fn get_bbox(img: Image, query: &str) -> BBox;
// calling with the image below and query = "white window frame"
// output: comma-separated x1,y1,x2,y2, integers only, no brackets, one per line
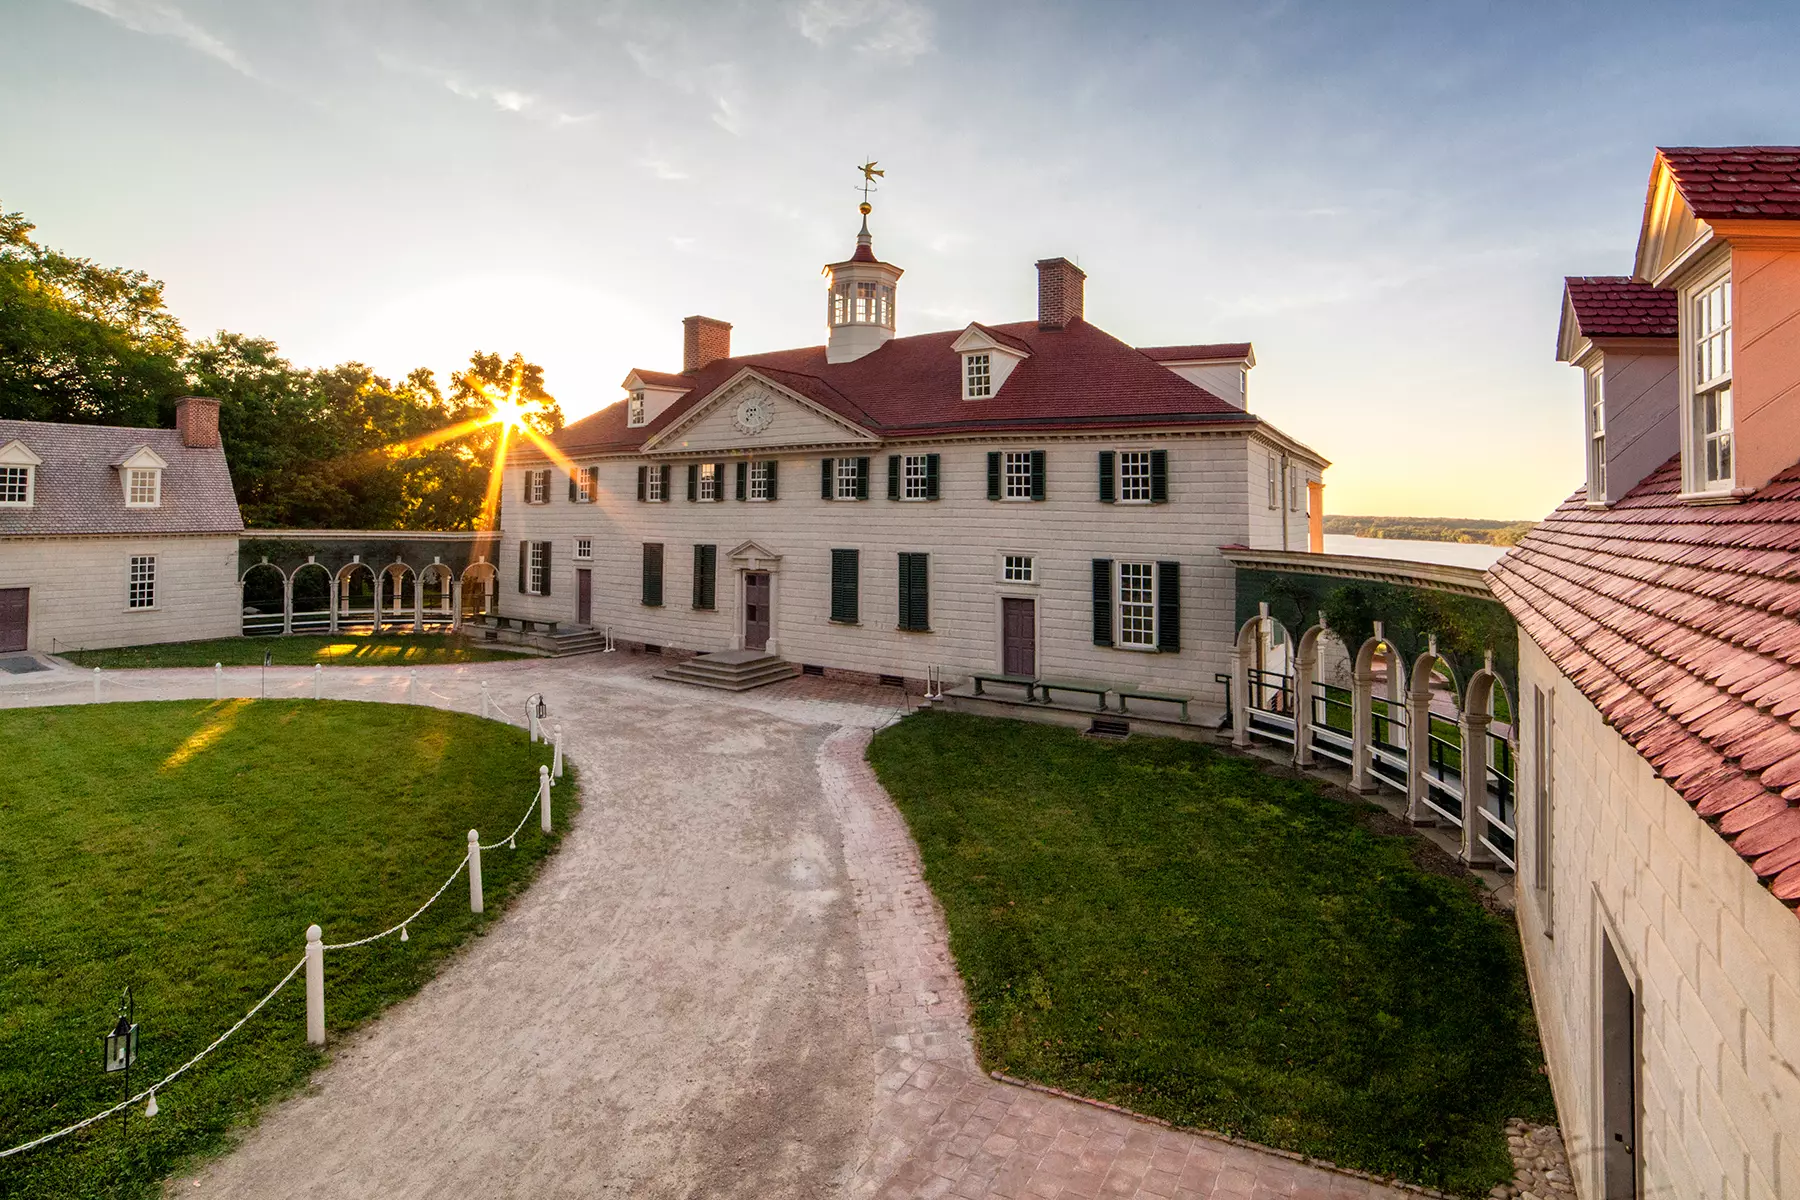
574,537,592,561
1002,450,1033,500
0,464,32,507
528,469,549,505
964,353,993,399
1116,561,1157,649
1586,365,1607,504
125,467,161,508
127,554,157,610
749,460,772,501
902,454,931,501
575,466,595,503
528,542,549,595
1001,554,1035,584
646,465,664,503
698,462,717,501
1681,260,1734,496
627,390,646,428
1266,456,1279,509
835,457,860,500
1117,450,1153,504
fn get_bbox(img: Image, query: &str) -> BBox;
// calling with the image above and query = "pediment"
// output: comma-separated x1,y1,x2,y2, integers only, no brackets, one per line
643,369,877,454
1555,289,1588,364
950,323,1031,359
1634,157,1714,285
113,445,168,470
0,439,43,467
727,539,782,568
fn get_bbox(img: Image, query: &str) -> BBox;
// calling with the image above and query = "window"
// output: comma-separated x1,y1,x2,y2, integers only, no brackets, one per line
830,548,860,623
573,466,596,503
127,555,156,609
836,457,861,500
575,537,592,561
628,390,646,428
646,464,664,502
1118,451,1152,503
879,284,895,327
1289,467,1301,512
525,469,548,505
1117,561,1156,648
964,353,992,399
642,543,664,607
1267,456,1279,509
126,468,160,507
1003,554,1034,584
0,465,30,506
1691,272,1733,489
903,455,932,500
698,462,717,502
749,460,772,501
1003,451,1033,500
897,552,929,631
1586,366,1606,502
528,542,549,595
1533,686,1555,936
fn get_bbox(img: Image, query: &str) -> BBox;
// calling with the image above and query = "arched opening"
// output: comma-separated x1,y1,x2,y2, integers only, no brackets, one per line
1352,634,1409,793
240,563,286,636
460,562,498,623
1235,611,1297,748
290,562,333,634
1296,624,1354,769
378,564,415,632
1410,650,1465,828
337,563,377,631
1463,669,1518,871
418,564,455,629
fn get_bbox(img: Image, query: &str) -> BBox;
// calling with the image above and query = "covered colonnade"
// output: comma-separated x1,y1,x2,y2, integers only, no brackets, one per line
236,531,504,637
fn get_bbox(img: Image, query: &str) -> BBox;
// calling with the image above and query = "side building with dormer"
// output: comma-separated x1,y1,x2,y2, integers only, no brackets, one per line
0,397,243,654
501,209,1327,712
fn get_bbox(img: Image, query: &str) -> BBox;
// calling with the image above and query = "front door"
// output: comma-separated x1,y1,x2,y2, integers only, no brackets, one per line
576,568,592,625
0,588,26,653
1602,932,1639,1198
744,572,771,651
1002,596,1035,676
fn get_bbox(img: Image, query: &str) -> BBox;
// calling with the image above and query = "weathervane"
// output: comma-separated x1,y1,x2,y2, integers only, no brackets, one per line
857,159,884,215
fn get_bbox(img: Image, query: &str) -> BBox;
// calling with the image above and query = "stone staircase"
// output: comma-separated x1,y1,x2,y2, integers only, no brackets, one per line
545,627,612,657
657,649,801,692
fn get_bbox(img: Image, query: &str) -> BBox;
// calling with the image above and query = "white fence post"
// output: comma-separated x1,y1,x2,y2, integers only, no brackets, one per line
313,663,322,700
539,765,552,834
408,669,418,705
304,924,325,1046
467,830,484,913
479,680,490,719
529,704,539,743
552,724,563,780
92,667,102,703
214,662,223,700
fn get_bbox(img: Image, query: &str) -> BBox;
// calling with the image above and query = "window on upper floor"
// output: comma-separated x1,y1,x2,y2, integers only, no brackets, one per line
1002,554,1035,584
627,390,646,428
698,462,717,502
1586,366,1607,503
1289,470,1301,512
1003,450,1034,500
1118,451,1153,503
1267,456,1279,509
128,555,157,609
574,537,592,561
902,454,933,500
1690,271,1733,490
0,465,32,506
125,467,161,507
646,464,664,502
525,468,549,505
749,460,772,501
964,353,992,399
836,457,861,500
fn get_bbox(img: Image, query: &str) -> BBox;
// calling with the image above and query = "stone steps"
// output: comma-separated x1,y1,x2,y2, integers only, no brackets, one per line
658,650,801,692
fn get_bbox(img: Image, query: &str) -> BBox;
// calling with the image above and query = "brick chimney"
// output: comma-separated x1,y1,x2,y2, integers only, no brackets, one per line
1036,257,1086,329
174,396,221,449
682,316,732,373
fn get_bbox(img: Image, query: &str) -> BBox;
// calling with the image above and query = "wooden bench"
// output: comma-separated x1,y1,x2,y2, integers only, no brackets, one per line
970,672,1039,701
1036,678,1113,711
1117,688,1192,722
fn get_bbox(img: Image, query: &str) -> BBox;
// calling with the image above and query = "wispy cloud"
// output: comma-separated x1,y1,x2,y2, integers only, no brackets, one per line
377,53,594,126
446,78,534,113
793,0,934,62
640,156,690,181
65,0,255,77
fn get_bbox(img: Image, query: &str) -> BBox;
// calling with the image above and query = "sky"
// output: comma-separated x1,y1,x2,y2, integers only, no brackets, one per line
5,0,1799,520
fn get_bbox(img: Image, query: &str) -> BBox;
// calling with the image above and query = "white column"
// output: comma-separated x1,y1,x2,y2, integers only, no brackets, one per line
730,570,746,651
1460,712,1495,866
552,725,564,779
282,576,294,636
371,569,383,633
1230,632,1252,749
1405,681,1434,824
304,924,325,1046
412,571,423,633
450,577,463,632
1349,662,1374,793
328,570,339,634
766,570,782,656
1293,632,1317,767
467,830,483,914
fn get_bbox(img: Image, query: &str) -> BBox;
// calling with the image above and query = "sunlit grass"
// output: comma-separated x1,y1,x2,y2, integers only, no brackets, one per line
64,633,530,670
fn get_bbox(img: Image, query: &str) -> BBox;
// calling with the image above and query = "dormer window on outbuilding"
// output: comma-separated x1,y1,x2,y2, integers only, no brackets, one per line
1689,269,1734,491
628,390,647,428
964,353,992,399
115,445,167,508
0,439,41,507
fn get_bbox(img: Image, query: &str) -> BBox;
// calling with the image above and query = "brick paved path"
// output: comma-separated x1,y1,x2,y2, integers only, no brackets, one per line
2,654,1412,1198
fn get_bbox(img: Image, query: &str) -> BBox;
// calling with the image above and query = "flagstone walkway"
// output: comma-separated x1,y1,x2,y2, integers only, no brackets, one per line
4,654,1413,1199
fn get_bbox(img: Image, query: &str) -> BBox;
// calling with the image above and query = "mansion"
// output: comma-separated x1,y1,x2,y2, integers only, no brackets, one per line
502,211,1327,710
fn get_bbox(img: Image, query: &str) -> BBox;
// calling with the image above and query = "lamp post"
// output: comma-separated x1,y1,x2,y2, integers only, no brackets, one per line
102,987,139,1140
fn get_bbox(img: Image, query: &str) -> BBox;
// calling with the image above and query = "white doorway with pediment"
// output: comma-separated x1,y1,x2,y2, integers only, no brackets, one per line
728,540,783,656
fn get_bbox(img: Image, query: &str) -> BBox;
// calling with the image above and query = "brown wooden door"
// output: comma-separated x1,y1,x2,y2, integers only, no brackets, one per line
576,569,592,625
744,572,770,651
1602,933,1639,1197
1002,597,1035,676
0,588,25,653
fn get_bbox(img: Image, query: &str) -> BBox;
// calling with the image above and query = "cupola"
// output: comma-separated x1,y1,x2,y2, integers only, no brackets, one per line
824,202,902,364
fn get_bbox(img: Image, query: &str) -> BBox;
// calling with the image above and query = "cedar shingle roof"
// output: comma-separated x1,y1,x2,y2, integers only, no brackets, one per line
1138,342,1253,362
540,319,1267,459
0,419,243,538
1563,276,1678,341
1488,457,1800,911
1659,147,1800,220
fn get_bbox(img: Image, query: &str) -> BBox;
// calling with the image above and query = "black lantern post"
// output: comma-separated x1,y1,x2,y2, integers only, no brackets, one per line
102,987,139,1139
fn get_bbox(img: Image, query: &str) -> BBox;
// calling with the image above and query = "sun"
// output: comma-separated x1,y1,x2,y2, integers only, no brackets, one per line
487,394,531,429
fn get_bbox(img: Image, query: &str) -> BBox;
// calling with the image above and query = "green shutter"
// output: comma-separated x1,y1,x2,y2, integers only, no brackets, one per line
637,465,647,502
685,464,696,502
659,464,671,501
1156,560,1180,651
821,458,835,499
694,543,716,609
1030,450,1046,501
856,457,870,500
642,543,663,607
1150,449,1168,503
518,539,529,593
888,455,901,499
831,548,860,623
522,470,531,502
540,541,552,597
766,460,778,500
1098,452,1115,503
736,461,747,500
1092,559,1113,646
898,552,929,631
987,452,1001,500
568,472,577,502
926,454,940,500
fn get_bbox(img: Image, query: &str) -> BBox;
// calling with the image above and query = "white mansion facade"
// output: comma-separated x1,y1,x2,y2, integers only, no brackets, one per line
502,214,1326,706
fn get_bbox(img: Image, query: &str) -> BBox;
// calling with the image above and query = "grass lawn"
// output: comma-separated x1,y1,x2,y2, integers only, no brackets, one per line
63,632,530,669
0,700,569,1199
866,710,1551,1197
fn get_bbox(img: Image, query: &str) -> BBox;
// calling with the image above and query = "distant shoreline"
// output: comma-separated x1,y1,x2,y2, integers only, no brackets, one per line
1321,515,1535,547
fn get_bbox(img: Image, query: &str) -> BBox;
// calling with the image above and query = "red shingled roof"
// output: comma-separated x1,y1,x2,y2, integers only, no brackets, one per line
538,319,1259,458
1659,146,1800,220
1564,276,1677,341
1489,458,1800,911
1138,342,1252,362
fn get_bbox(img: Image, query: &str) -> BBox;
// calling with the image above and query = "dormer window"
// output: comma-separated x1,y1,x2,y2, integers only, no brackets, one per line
628,390,647,428
1586,365,1607,503
0,440,42,507
1691,272,1733,489
126,468,161,507
964,353,992,399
